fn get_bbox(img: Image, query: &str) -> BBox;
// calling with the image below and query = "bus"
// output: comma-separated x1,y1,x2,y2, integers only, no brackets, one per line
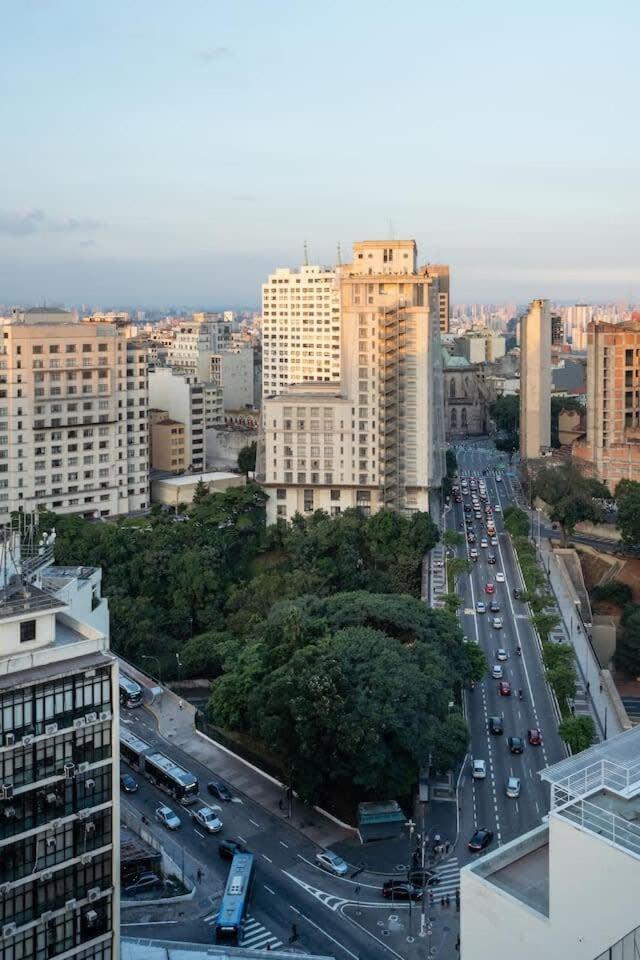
215,853,255,945
120,729,151,771
143,751,199,805
119,674,143,708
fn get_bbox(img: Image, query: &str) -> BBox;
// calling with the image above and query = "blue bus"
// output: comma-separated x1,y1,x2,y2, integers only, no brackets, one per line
215,853,255,945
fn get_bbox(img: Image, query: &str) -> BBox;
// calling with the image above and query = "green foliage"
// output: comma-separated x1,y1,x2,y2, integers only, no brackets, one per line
191,478,210,505
237,441,257,475
558,716,596,753
616,480,640,546
532,611,560,642
442,529,464,548
491,395,519,436
533,463,604,541
503,506,530,538
179,631,233,678
591,580,633,609
614,605,640,677
448,557,471,580
542,641,576,715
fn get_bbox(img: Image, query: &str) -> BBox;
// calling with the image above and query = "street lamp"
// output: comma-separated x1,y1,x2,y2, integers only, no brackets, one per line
175,652,183,685
142,655,162,685
536,508,542,553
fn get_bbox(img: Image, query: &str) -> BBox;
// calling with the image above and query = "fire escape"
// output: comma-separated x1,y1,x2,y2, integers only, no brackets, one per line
382,303,407,510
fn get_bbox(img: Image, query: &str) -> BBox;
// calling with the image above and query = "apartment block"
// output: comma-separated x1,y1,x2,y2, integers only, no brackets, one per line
210,347,255,411
0,308,148,521
259,240,446,523
148,367,207,472
519,299,551,459
149,410,186,473
261,264,340,398
166,314,229,381
573,320,640,490
461,727,640,960
425,263,451,334
0,525,120,960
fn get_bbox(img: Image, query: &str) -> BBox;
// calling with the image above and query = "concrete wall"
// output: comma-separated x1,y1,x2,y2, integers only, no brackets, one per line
206,426,257,470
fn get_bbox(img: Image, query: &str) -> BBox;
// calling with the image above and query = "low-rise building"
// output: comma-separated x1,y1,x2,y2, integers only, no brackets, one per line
151,470,245,508
149,409,186,473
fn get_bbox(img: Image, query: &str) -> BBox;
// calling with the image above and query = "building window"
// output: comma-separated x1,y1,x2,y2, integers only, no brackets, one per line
276,488,286,499
303,489,314,512
20,619,36,643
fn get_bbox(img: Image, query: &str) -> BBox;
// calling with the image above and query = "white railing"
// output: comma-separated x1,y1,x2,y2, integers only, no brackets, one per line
552,759,640,806
558,796,640,860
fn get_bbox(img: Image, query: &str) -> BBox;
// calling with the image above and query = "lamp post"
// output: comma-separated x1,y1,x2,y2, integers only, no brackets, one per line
142,655,162,686
175,652,183,685
536,508,542,553
405,818,416,936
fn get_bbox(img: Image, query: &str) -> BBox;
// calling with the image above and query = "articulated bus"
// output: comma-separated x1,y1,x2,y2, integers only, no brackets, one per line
119,674,144,708
215,853,255,945
119,729,152,770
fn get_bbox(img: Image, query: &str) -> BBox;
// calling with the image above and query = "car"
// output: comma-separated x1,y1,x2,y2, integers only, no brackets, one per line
496,572,505,583
492,616,503,629
316,850,349,876
496,647,508,661
382,880,423,901
491,663,504,679
489,716,503,735
496,475,502,482
490,536,499,546
508,736,525,754
480,538,488,548
207,781,232,802
506,776,521,799
469,549,479,561
474,511,482,520
218,839,249,860
455,495,462,503
472,759,487,779
485,582,495,595
487,554,497,564
408,868,441,887
468,533,476,544
155,805,181,830
468,828,494,852
464,504,472,513
499,680,512,696
123,871,163,896
494,504,502,512
513,587,521,599
489,600,500,613
191,805,223,833
476,600,486,614
120,774,138,793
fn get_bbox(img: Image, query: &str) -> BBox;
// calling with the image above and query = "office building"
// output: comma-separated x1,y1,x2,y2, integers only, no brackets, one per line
0,308,149,521
149,410,186,473
573,320,640,490
148,367,210,473
261,264,340,399
0,523,120,960
259,240,446,522
425,263,450,333
551,312,564,347
209,347,255,411
460,726,640,960
519,299,551,459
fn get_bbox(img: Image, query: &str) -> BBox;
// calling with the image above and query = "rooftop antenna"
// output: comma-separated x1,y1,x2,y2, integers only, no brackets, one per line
336,242,342,266
303,240,309,267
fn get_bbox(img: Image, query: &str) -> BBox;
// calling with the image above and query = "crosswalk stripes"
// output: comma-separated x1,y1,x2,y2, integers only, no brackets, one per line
433,856,460,897
201,913,284,951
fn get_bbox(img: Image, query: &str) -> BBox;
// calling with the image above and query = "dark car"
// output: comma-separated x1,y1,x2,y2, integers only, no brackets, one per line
489,716,504,735
120,774,138,793
513,588,521,599
464,504,472,513
487,554,497,564
123,872,163,896
408,868,441,888
207,781,232,802
489,600,500,613
382,880,423,901
468,828,494,852
218,839,249,861
528,728,542,746
508,736,525,754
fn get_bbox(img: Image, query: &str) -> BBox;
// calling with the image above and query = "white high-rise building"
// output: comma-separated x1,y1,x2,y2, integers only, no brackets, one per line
0,524,121,960
566,303,592,350
519,298,551,459
461,726,640,960
0,308,149,521
261,265,340,398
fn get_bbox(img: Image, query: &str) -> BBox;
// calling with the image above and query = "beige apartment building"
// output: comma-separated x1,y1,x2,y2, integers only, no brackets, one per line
573,319,640,490
0,308,148,521
519,298,551,460
259,240,446,523
149,409,186,473
261,264,341,398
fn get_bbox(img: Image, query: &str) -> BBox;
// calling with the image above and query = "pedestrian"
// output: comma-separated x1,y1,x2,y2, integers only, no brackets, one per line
444,840,450,855
266,945,271,952
586,681,590,695
600,682,604,693
290,923,298,943
570,704,575,717
178,699,183,710
196,868,203,883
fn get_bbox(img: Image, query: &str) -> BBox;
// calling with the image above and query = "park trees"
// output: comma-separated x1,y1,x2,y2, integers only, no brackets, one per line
616,480,640,546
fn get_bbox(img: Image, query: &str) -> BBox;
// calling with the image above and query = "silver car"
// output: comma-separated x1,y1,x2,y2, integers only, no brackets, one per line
155,804,181,830
472,759,487,780
316,850,349,876
491,664,503,679
191,805,223,834
506,776,521,799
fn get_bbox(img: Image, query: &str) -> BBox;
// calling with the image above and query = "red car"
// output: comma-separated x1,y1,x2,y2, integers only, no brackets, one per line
485,582,495,595
528,728,542,745
499,681,512,696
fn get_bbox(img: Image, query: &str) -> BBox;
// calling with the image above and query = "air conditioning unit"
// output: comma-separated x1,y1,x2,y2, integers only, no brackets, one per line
2,923,16,939
84,821,95,835
85,779,95,791
98,711,111,722
73,718,85,730
46,793,58,805
40,911,53,923
45,723,58,735
85,712,97,724
85,909,98,925
40,871,53,882
65,899,77,912
63,763,75,778
1,785,13,800
78,762,90,774
50,819,62,831
46,838,57,850
4,733,14,746
0,883,10,897
22,734,34,747
87,887,100,903
3,807,16,819
80,853,92,865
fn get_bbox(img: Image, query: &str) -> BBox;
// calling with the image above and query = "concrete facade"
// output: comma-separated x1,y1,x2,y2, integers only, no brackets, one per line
149,409,186,473
519,299,551,459
148,368,206,473
151,471,244,508
443,354,494,438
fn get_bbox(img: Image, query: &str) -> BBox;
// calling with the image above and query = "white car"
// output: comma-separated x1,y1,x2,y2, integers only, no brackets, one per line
472,759,487,780
496,648,508,661
494,504,502,513
191,805,223,834
506,776,521,799
490,536,499,546
316,850,349,876
496,572,505,583
480,538,488,548
492,617,503,629
491,664,503,679
496,475,502,482
155,805,181,830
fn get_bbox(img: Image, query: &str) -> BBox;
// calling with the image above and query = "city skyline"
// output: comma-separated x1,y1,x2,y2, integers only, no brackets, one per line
3,1,640,305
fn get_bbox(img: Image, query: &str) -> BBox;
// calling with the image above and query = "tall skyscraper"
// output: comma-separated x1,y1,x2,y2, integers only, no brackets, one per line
0,308,149,521
261,265,340,398
258,240,446,522
573,319,640,490
519,299,551,459
0,524,120,960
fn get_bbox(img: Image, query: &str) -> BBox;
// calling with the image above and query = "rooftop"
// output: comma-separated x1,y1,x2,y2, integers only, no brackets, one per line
122,938,334,960
154,471,238,486
466,824,550,917
541,724,640,799
0,579,66,620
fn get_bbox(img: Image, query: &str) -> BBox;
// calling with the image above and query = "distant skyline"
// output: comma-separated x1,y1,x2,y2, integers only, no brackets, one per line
2,1,639,306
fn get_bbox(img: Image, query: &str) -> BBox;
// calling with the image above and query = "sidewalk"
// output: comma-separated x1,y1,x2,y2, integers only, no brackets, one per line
119,658,354,851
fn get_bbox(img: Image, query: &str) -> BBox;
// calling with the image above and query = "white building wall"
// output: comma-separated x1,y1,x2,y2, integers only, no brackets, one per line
149,367,205,471
220,348,254,410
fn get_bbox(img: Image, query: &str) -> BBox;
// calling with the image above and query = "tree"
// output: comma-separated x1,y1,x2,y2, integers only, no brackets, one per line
532,462,604,545
614,606,640,678
448,557,471,585
237,441,257,476
179,631,233,678
490,395,519,435
192,478,210,505
532,612,560,642
591,580,633,610
442,530,464,548
616,480,640,546
503,506,530,539
558,716,596,753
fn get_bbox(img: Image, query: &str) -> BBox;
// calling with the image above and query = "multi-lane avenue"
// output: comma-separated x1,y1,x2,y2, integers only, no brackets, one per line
449,441,567,868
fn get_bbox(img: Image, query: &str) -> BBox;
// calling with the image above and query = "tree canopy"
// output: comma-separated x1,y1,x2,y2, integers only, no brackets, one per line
237,441,257,475
532,462,606,543
616,480,640,546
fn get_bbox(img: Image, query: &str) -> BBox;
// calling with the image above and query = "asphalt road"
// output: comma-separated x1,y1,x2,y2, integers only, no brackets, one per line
449,441,567,868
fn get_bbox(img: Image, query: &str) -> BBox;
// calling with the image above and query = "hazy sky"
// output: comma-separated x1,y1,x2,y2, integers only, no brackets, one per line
2,1,639,307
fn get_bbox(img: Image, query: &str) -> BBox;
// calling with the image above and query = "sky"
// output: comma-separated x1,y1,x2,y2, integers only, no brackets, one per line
2,0,639,308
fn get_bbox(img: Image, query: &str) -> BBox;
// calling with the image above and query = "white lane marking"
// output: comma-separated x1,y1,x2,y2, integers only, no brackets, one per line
121,921,178,926
289,904,359,960
264,884,276,895
249,818,261,828
194,830,206,839
279,840,289,848
296,854,379,889
262,853,273,863
237,835,247,843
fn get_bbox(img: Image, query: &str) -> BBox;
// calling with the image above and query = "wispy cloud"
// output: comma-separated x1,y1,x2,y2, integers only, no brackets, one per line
0,209,103,237
196,45,232,64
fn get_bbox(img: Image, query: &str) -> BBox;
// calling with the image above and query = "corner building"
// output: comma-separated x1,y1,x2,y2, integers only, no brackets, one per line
0,528,119,960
